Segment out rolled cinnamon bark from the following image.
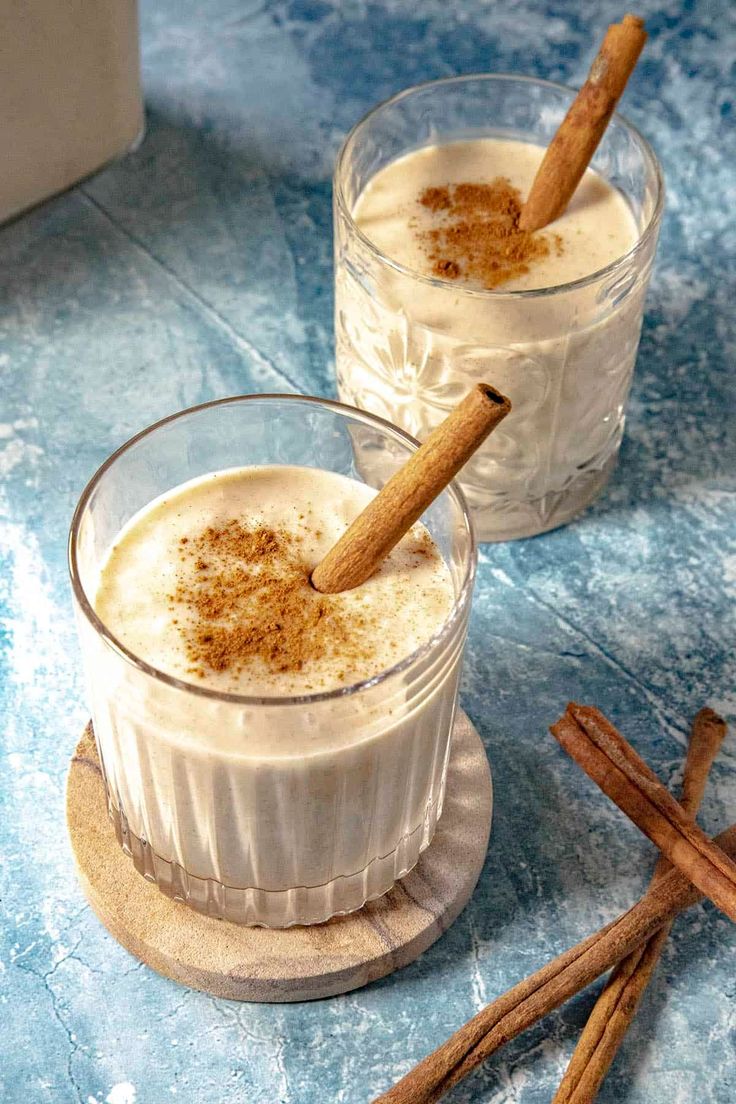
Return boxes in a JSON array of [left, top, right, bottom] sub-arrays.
[[311, 384, 510, 593], [552, 707, 727, 1104], [551, 704, 736, 921], [520, 14, 647, 232], [374, 822, 736, 1104]]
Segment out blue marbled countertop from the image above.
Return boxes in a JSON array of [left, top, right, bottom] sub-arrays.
[[1, 2, 734, 1102]]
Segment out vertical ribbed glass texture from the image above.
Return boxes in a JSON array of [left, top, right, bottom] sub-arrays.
[[69, 396, 476, 926]]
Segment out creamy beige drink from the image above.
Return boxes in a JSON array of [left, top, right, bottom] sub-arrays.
[[353, 139, 636, 292], [96, 466, 452, 695], [336, 123, 660, 540], [89, 464, 459, 925]]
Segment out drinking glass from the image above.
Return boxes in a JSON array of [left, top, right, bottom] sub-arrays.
[[334, 75, 664, 540], [69, 394, 476, 926]]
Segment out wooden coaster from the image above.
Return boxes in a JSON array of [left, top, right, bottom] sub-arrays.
[[67, 710, 492, 1002]]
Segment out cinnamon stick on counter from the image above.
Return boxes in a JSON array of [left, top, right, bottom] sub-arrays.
[[553, 707, 727, 1104], [551, 703, 736, 921], [311, 384, 510, 593], [374, 822, 736, 1104], [519, 14, 647, 232]]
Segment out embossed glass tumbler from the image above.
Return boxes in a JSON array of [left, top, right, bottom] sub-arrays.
[[69, 395, 476, 927], [334, 75, 664, 540]]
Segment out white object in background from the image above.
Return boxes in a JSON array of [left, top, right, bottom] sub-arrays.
[[1, 0, 143, 222]]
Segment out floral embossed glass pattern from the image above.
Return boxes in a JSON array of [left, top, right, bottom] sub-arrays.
[[334, 76, 663, 540]]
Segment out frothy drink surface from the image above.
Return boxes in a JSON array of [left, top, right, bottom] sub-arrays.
[[95, 465, 454, 699], [353, 137, 637, 290]]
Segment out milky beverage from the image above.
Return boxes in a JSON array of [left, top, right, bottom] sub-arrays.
[[353, 140, 635, 291], [336, 137, 645, 539], [91, 465, 458, 925]]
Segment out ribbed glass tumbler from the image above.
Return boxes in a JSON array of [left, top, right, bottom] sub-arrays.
[[69, 395, 476, 927], [334, 75, 664, 540]]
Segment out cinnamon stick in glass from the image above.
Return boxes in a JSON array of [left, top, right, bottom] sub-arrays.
[[553, 707, 727, 1104], [551, 703, 736, 921], [311, 384, 510, 593], [373, 822, 736, 1104], [519, 14, 647, 232]]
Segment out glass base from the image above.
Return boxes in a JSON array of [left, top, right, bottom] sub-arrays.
[[471, 455, 618, 542], [107, 791, 444, 928]]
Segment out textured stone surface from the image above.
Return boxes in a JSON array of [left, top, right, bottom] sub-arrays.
[[0, 2, 734, 1102]]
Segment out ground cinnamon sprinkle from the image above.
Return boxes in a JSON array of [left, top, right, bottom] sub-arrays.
[[416, 177, 563, 288], [170, 520, 369, 680]]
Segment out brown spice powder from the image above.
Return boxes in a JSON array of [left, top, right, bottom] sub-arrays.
[[417, 177, 563, 289], [170, 520, 368, 679]]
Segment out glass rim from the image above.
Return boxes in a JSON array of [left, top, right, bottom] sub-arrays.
[[68, 392, 477, 708], [334, 71, 665, 300]]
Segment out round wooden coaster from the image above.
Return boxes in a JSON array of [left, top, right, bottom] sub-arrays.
[[67, 710, 492, 1002]]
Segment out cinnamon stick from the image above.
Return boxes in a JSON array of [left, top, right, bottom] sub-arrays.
[[551, 704, 736, 921], [519, 14, 647, 232], [311, 384, 510, 593], [553, 707, 727, 1104], [373, 823, 736, 1104]]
